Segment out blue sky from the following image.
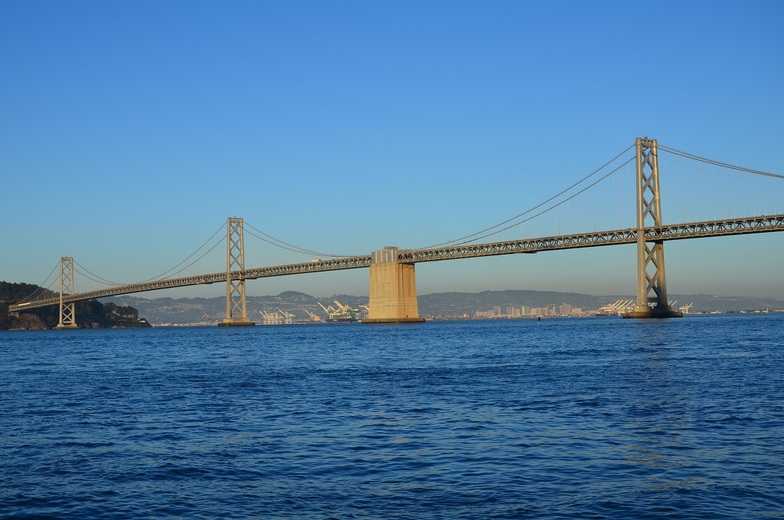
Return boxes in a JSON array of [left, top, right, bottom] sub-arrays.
[[2, 1, 783, 299]]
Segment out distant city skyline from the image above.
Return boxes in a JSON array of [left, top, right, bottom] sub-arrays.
[[1, 1, 782, 299]]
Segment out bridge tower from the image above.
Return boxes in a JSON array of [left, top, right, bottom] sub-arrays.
[[623, 137, 683, 319], [364, 247, 425, 324], [219, 217, 255, 326], [57, 256, 78, 329]]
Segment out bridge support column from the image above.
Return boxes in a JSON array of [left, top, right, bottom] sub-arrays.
[[623, 137, 682, 319], [364, 247, 425, 324], [219, 217, 255, 326], [57, 256, 78, 329]]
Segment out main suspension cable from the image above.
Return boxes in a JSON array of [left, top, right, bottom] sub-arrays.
[[418, 144, 635, 249], [67, 223, 227, 288], [159, 235, 225, 279], [244, 221, 352, 258], [17, 261, 60, 303], [139, 223, 225, 282], [659, 145, 784, 180], [74, 260, 123, 286], [448, 155, 635, 246], [74, 264, 122, 287]]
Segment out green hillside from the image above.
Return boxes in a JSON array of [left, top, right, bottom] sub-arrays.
[[0, 281, 150, 331]]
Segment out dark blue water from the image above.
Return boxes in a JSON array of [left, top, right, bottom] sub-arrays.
[[1, 315, 783, 518]]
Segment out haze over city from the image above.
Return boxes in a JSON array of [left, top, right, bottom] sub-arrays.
[[2, 1, 782, 299]]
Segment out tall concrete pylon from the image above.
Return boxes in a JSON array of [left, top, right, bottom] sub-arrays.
[[57, 256, 78, 329], [623, 137, 683, 318], [219, 217, 255, 326], [364, 247, 425, 324]]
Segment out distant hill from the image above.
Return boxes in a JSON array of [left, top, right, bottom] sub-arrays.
[[105, 289, 784, 326], [103, 292, 369, 326], [419, 290, 607, 317]]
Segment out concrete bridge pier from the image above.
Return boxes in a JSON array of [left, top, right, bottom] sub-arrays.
[[364, 247, 425, 324]]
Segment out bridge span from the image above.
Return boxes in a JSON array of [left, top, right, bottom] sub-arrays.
[[11, 214, 784, 318], [399, 215, 784, 263], [9, 138, 784, 326]]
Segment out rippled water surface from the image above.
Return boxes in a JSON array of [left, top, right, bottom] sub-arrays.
[[2, 315, 783, 518]]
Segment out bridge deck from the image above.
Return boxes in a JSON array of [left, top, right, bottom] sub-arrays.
[[10, 214, 784, 312]]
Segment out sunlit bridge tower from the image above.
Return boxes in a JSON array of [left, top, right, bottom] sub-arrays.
[[57, 256, 78, 329], [623, 137, 683, 319], [219, 217, 255, 326]]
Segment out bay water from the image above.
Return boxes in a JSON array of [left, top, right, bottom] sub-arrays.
[[1, 314, 782, 518]]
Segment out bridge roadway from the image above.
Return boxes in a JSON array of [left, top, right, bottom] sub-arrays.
[[10, 214, 784, 312]]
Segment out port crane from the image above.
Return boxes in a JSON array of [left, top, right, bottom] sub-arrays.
[[318, 300, 359, 322], [304, 309, 322, 322], [599, 299, 634, 315], [678, 303, 694, 314], [258, 309, 295, 325], [259, 310, 282, 325], [277, 308, 295, 324]]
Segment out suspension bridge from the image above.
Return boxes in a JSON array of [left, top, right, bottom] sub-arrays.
[[9, 137, 784, 326]]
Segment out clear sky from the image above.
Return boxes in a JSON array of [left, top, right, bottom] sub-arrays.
[[2, 0, 783, 300]]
